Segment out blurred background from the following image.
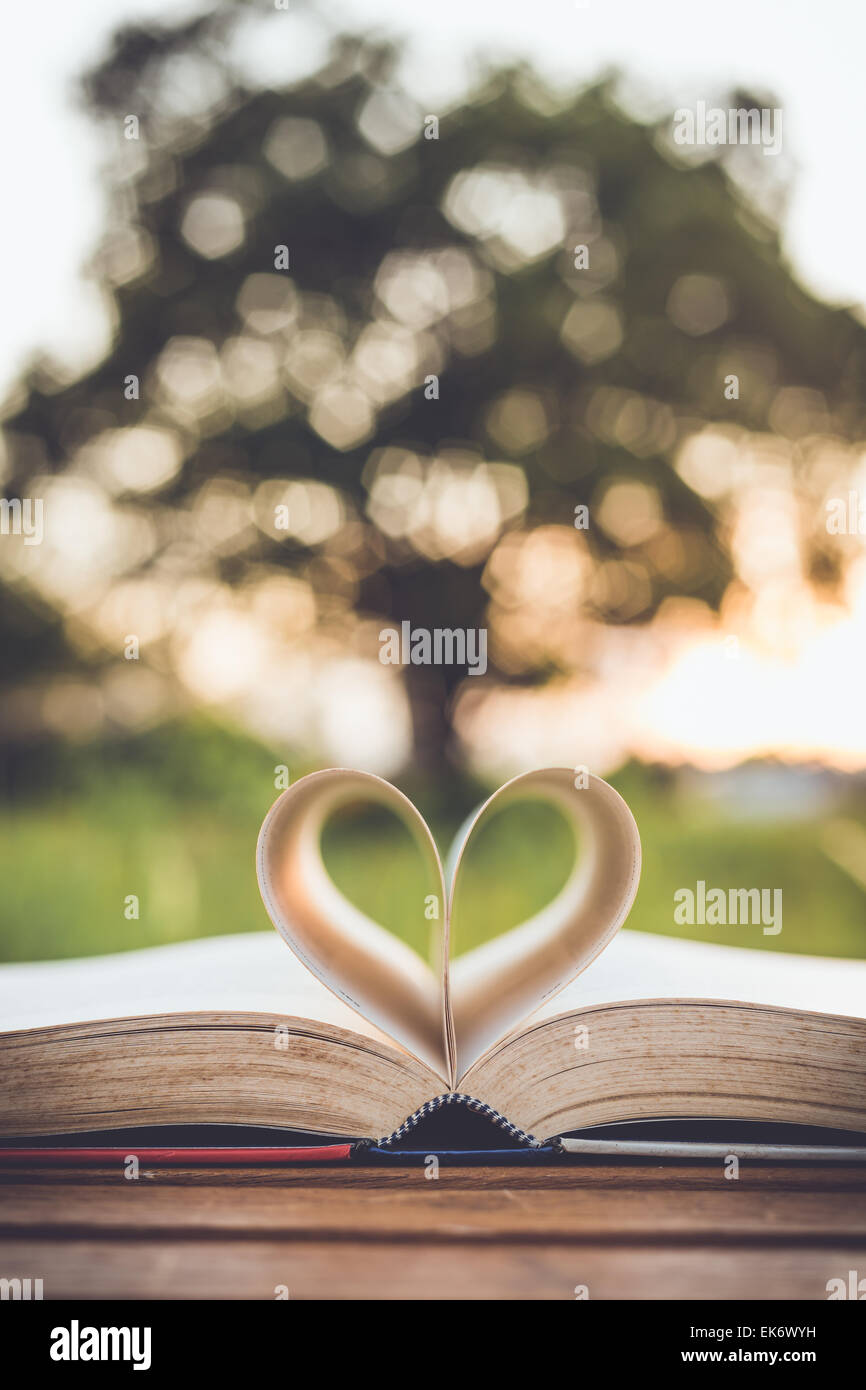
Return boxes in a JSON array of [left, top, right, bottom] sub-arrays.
[[2, 0, 866, 965]]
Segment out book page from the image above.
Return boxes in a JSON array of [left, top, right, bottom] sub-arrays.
[[449, 769, 641, 1075], [0, 931, 394, 1041], [529, 928, 866, 1023], [257, 768, 450, 1077]]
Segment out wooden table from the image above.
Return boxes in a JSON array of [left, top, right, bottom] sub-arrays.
[[1, 1159, 864, 1300]]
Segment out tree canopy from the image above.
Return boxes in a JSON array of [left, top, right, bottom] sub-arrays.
[[3, 5, 864, 779]]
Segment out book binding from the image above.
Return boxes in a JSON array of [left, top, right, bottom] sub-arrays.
[[359, 1092, 543, 1151]]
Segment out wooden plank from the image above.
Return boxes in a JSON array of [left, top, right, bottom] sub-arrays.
[[0, 1235, 860, 1300], [2, 1161, 865, 1190], [3, 1164, 861, 1300], [1, 1180, 864, 1242]]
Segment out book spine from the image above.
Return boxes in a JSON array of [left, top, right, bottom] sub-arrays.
[[354, 1146, 559, 1163], [367, 1092, 542, 1149]]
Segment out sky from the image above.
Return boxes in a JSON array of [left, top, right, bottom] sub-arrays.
[[0, 0, 865, 399]]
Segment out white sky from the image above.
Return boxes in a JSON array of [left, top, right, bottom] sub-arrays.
[[0, 0, 864, 397]]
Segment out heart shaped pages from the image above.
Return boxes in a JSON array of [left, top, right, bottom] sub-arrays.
[[256, 767, 640, 1087]]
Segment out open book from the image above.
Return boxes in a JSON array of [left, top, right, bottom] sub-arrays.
[[1, 767, 865, 1145]]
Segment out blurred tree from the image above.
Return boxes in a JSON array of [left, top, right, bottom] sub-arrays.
[[2, 4, 865, 779]]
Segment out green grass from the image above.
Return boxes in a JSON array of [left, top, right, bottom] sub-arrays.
[[617, 764, 866, 959], [320, 799, 577, 959], [1, 721, 864, 965]]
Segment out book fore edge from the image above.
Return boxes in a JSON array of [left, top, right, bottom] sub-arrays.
[[355, 1092, 549, 1150]]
